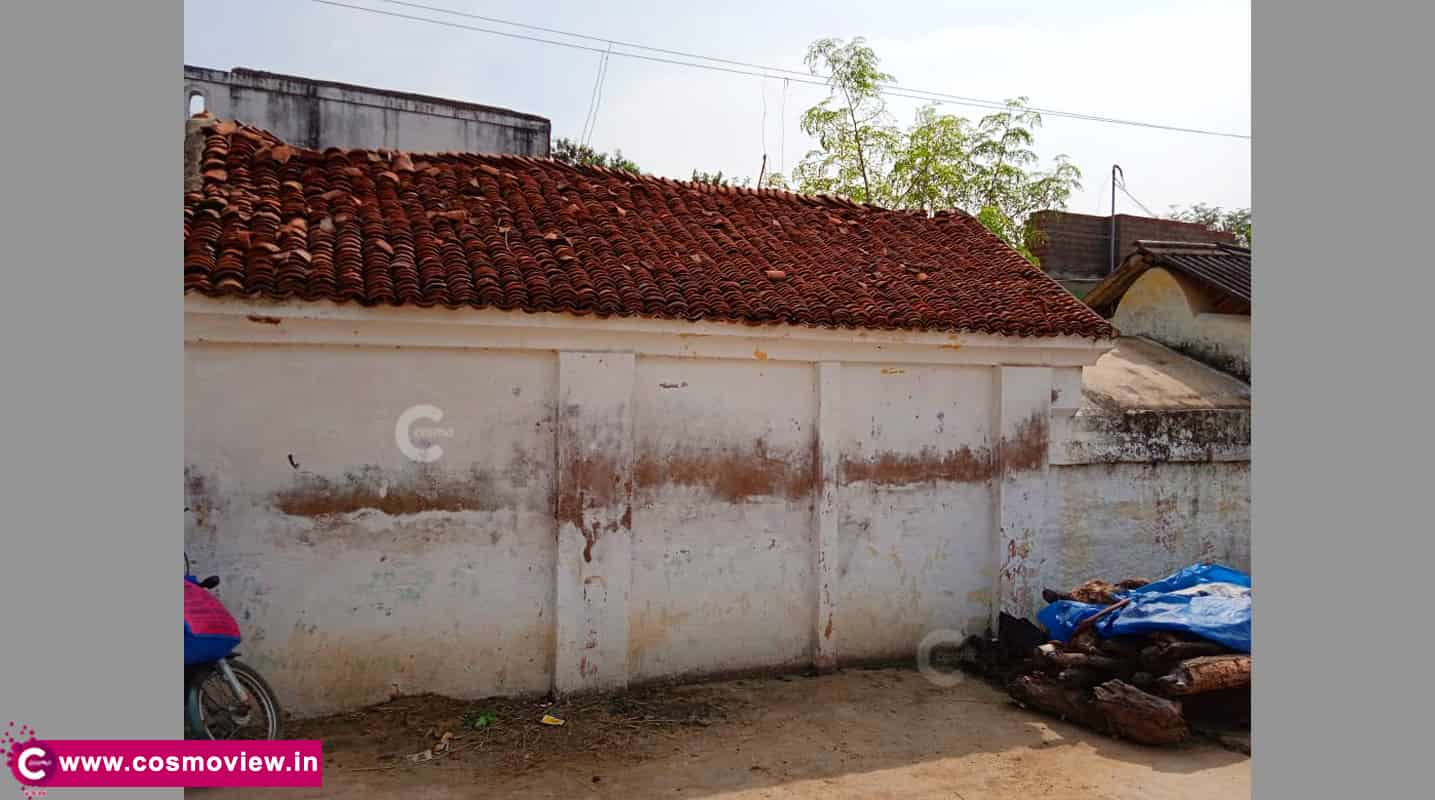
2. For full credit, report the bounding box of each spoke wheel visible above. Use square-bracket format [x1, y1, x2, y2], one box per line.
[193, 661, 282, 740]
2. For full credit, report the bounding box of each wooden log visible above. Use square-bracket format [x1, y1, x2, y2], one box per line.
[1092, 680, 1189, 745]
[1156, 655, 1251, 696]
[1042, 651, 1128, 673]
[1056, 667, 1105, 689]
[1182, 687, 1251, 729]
[1159, 641, 1231, 661]
[1008, 675, 1108, 731]
[1067, 627, 1103, 654]
[1097, 636, 1147, 660]
[1140, 640, 1231, 673]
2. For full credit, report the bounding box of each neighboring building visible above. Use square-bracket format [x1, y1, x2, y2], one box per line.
[1048, 336, 1249, 594]
[1084, 241, 1251, 381]
[183, 119, 1248, 715]
[183, 65, 550, 156]
[1028, 210, 1237, 299]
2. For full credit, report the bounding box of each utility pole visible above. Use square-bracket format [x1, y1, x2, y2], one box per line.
[1110, 164, 1124, 276]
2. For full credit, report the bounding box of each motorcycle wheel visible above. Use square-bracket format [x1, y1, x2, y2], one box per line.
[187, 660, 284, 740]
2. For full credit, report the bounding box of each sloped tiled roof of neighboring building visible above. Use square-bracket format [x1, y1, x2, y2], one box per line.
[183, 119, 1116, 339]
[1086, 240, 1251, 315]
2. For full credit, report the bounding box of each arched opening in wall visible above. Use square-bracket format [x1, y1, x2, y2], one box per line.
[188, 91, 207, 117]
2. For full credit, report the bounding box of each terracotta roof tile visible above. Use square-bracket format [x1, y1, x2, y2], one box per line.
[183, 121, 1115, 339]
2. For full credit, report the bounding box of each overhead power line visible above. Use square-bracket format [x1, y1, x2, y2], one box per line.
[1119, 185, 1158, 218]
[311, 0, 1251, 140]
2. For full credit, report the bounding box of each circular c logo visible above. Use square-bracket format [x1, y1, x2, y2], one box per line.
[396, 404, 446, 463]
[915, 629, 970, 688]
[15, 743, 55, 785]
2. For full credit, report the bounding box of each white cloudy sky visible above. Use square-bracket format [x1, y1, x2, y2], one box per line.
[184, 0, 1250, 216]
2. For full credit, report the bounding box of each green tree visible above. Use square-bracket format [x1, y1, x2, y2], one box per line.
[792, 38, 1081, 261]
[1169, 203, 1252, 247]
[551, 137, 641, 173]
[887, 104, 975, 214]
[762, 172, 791, 191]
[964, 99, 1081, 259]
[689, 170, 790, 190]
[792, 37, 902, 204]
[690, 169, 748, 187]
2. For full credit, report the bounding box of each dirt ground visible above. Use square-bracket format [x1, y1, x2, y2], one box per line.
[193, 667, 1249, 799]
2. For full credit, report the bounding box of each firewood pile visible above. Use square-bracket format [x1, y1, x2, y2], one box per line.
[961, 578, 1252, 747]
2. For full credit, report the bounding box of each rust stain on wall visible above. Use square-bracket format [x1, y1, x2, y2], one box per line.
[996, 412, 1049, 473]
[633, 438, 815, 502]
[841, 411, 1049, 488]
[556, 450, 630, 563]
[185, 464, 221, 534]
[841, 444, 996, 485]
[273, 464, 520, 517]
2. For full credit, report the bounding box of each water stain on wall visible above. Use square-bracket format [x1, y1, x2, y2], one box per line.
[555, 400, 634, 564]
[841, 444, 995, 485]
[556, 449, 631, 563]
[841, 411, 1050, 487]
[272, 462, 547, 517]
[633, 437, 815, 503]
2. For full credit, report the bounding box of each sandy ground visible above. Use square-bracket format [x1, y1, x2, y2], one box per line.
[192, 667, 1249, 799]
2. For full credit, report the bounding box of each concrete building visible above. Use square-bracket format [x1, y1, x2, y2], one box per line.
[184, 65, 550, 156]
[1084, 241, 1251, 381]
[1027, 210, 1237, 299]
[183, 119, 1250, 715]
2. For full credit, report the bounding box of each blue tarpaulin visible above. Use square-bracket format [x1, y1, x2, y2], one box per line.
[1036, 563, 1251, 653]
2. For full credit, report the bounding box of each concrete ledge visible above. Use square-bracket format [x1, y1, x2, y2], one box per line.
[1051, 407, 1250, 465]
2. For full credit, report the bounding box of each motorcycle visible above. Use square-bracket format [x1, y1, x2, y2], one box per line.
[184, 554, 284, 739]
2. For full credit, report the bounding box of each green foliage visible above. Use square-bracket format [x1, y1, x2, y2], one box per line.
[691, 169, 748, 187]
[462, 710, 499, 730]
[552, 137, 641, 174]
[762, 172, 791, 191]
[1168, 203, 1252, 247]
[792, 37, 902, 204]
[792, 38, 1082, 261]
[690, 170, 791, 190]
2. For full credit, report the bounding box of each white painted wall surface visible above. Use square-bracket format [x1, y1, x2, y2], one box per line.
[185, 344, 559, 713]
[1045, 462, 1251, 593]
[1110, 267, 1250, 379]
[835, 364, 997, 659]
[629, 357, 817, 680]
[185, 298, 1247, 715]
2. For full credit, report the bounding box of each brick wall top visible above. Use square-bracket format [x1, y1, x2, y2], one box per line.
[1030, 211, 1235, 280]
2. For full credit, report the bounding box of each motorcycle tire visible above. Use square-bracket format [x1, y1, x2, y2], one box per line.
[186, 659, 284, 740]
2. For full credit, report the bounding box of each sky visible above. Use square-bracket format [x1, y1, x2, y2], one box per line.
[183, 0, 1250, 217]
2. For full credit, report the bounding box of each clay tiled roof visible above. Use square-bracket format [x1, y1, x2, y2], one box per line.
[183, 120, 1116, 339]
